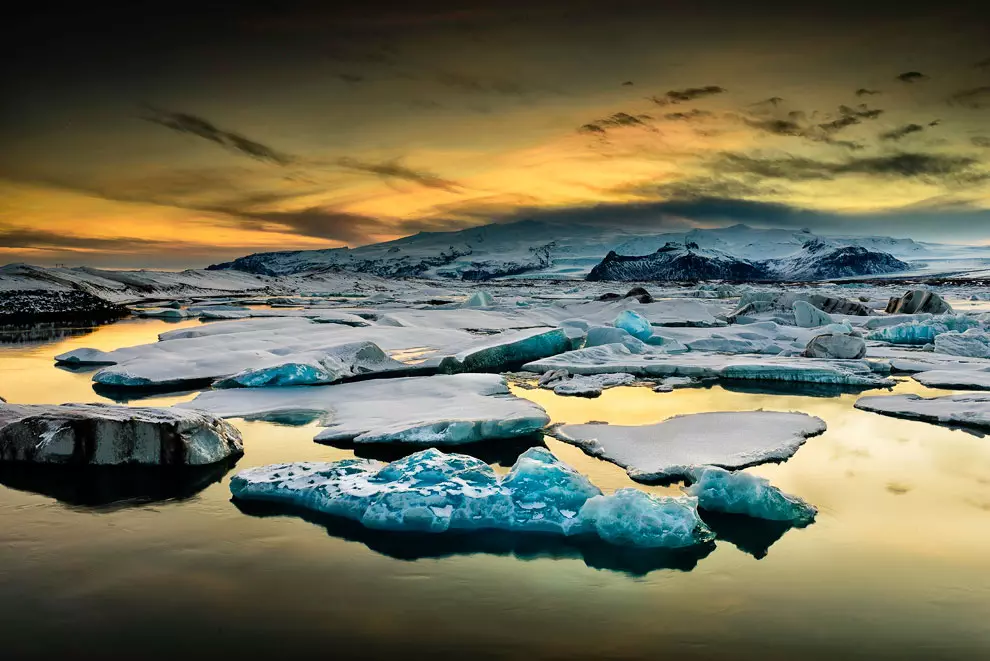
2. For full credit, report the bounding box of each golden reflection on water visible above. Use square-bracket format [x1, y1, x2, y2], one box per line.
[1, 318, 990, 657]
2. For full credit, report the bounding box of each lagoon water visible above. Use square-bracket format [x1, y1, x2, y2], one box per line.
[1, 317, 989, 659]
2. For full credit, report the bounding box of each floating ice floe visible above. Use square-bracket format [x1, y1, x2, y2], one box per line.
[179, 373, 550, 445]
[132, 307, 197, 319]
[683, 466, 817, 525]
[0, 402, 242, 466]
[525, 343, 893, 387]
[213, 341, 411, 388]
[934, 329, 990, 358]
[552, 411, 826, 482]
[911, 369, 990, 390]
[229, 447, 715, 548]
[855, 392, 990, 431]
[540, 371, 636, 397]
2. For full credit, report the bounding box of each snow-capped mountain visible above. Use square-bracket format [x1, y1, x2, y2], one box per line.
[207, 220, 974, 281]
[587, 238, 909, 282]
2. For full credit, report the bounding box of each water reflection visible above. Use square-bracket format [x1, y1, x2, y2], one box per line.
[234, 500, 716, 576]
[0, 460, 238, 509]
[0, 319, 115, 346]
[700, 510, 801, 559]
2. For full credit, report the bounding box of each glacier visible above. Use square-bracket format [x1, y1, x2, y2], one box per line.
[553, 411, 827, 482]
[178, 373, 550, 445]
[684, 466, 817, 525]
[229, 447, 715, 548]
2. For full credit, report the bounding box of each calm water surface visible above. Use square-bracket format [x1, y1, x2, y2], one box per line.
[1, 318, 989, 660]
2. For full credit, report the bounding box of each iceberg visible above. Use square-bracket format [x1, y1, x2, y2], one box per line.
[438, 328, 571, 373]
[229, 447, 714, 548]
[684, 466, 817, 525]
[614, 310, 653, 341]
[553, 411, 826, 481]
[462, 291, 495, 308]
[0, 402, 242, 466]
[855, 392, 990, 431]
[803, 333, 866, 359]
[793, 300, 833, 328]
[584, 326, 650, 352]
[213, 341, 410, 388]
[179, 373, 550, 445]
[866, 315, 981, 345]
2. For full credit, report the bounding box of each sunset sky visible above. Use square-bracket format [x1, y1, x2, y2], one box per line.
[2, 1, 990, 267]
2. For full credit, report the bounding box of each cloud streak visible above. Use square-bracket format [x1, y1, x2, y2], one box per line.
[139, 106, 295, 165]
[336, 157, 462, 191]
[650, 86, 726, 106]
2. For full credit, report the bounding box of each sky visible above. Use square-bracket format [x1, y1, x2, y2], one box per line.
[2, 0, 990, 268]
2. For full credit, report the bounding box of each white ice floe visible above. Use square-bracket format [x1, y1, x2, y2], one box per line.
[229, 447, 715, 548]
[179, 373, 550, 445]
[55, 318, 565, 388]
[934, 329, 990, 358]
[855, 392, 990, 430]
[911, 369, 990, 390]
[683, 466, 816, 524]
[553, 411, 827, 481]
[0, 402, 242, 466]
[213, 341, 411, 388]
[525, 343, 892, 387]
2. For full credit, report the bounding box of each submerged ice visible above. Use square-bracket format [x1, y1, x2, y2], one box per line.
[684, 466, 817, 525]
[230, 447, 715, 548]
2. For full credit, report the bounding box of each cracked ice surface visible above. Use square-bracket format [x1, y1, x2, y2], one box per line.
[855, 392, 990, 431]
[553, 411, 826, 482]
[525, 343, 892, 387]
[178, 374, 550, 445]
[229, 447, 715, 548]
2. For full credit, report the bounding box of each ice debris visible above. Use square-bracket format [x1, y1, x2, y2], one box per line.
[934, 329, 990, 359]
[229, 447, 715, 548]
[683, 466, 817, 525]
[553, 411, 826, 482]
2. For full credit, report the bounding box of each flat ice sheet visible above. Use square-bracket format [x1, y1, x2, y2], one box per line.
[553, 411, 827, 481]
[855, 392, 990, 430]
[178, 373, 551, 445]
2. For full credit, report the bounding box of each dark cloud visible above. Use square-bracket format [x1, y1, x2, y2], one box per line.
[0, 228, 176, 253]
[972, 136, 990, 148]
[880, 124, 926, 141]
[975, 57, 990, 69]
[139, 106, 294, 166]
[336, 157, 461, 191]
[947, 86, 990, 109]
[745, 118, 806, 137]
[650, 86, 726, 106]
[622, 81, 634, 86]
[433, 71, 526, 95]
[579, 112, 654, 134]
[714, 151, 985, 182]
[221, 207, 390, 245]
[855, 88, 881, 96]
[896, 71, 928, 83]
[337, 73, 365, 84]
[663, 109, 713, 121]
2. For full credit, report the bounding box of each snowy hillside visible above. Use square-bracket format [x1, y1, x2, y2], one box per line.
[208, 220, 970, 281]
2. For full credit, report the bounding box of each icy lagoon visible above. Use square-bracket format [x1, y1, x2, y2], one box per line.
[1, 316, 990, 660]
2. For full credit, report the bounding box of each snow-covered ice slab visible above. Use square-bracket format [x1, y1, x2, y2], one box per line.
[865, 346, 990, 373]
[855, 392, 990, 430]
[683, 466, 817, 524]
[229, 447, 715, 548]
[525, 344, 893, 387]
[179, 374, 550, 445]
[911, 369, 990, 390]
[0, 402, 242, 466]
[213, 341, 411, 388]
[553, 411, 826, 482]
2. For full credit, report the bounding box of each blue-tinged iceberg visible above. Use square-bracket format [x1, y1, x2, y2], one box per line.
[684, 466, 817, 525]
[437, 328, 571, 373]
[213, 342, 409, 388]
[614, 310, 654, 341]
[230, 447, 715, 548]
[866, 315, 982, 345]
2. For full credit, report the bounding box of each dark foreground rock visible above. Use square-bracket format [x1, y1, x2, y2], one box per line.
[0, 402, 243, 466]
[0, 290, 129, 322]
